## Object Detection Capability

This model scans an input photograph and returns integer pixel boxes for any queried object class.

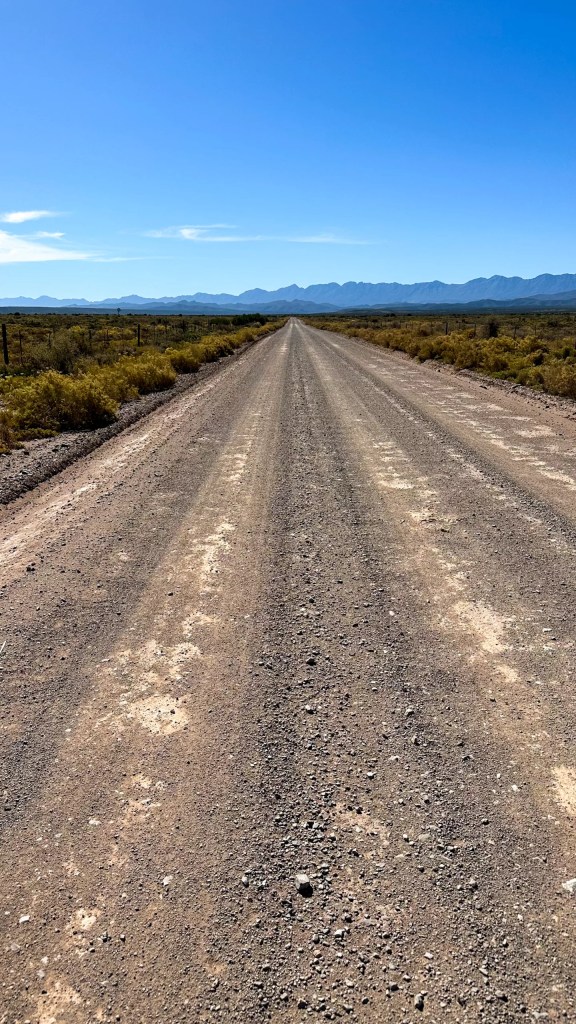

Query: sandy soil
[0,319,575,1023]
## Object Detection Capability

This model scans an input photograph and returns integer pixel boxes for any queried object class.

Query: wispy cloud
[285,234,369,245]
[0,210,60,224]
[145,225,369,244]
[93,256,151,263]
[0,230,90,263]
[0,227,146,263]
[145,224,235,239]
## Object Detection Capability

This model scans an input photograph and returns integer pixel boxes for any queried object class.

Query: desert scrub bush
[93,351,177,402]
[0,312,281,377]
[166,325,272,371]
[0,319,280,449]
[306,315,576,402]
[0,409,17,453]
[3,371,118,434]
[164,345,202,373]
[0,351,177,439]
[197,334,236,361]
[539,362,576,399]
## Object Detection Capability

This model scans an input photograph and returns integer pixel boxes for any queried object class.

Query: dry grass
[307,313,576,400]
[0,318,280,451]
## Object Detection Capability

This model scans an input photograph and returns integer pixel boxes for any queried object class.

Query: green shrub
[308,316,576,403]
[94,352,177,401]
[0,319,279,451]
[5,370,118,433]
[540,362,576,399]
[0,409,17,452]
[165,345,202,373]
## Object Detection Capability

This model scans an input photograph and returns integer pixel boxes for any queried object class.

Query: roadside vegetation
[0,312,280,452]
[306,312,576,401]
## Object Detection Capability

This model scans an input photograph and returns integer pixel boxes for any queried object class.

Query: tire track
[0,320,574,1022]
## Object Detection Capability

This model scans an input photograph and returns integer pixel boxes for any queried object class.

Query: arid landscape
[3,1,576,1019]
[1,319,575,1021]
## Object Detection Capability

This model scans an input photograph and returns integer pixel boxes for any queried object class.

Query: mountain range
[4,273,576,313]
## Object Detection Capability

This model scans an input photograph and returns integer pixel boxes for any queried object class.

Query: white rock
[562,878,576,894]
[295,872,312,894]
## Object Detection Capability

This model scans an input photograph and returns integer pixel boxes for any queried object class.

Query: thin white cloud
[0,210,59,224]
[0,222,146,263]
[145,225,369,244]
[285,234,369,245]
[145,224,236,239]
[0,230,91,263]
[92,256,151,263]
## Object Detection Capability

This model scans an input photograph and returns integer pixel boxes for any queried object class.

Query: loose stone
[296,872,313,896]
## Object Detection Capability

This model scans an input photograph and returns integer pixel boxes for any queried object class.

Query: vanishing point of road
[1,319,575,1022]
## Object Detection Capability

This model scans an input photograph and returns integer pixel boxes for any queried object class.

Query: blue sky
[2,0,576,298]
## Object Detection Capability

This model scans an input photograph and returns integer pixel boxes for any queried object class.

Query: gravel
[0,319,575,1020]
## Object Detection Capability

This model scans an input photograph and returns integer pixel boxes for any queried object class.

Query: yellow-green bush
[164,345,202,373]
[0,319,280,449]
[0,409,17,453]
[539,362,576,399]
[308,316,576,402]
[94,352,177,402]
[4,370,118,434]
[0,311,281,381]
[165,328,263,372]
[1,354,175,438]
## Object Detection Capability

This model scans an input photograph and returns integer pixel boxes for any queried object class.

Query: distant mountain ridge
[4,273,576,312]
[185,274,576,308]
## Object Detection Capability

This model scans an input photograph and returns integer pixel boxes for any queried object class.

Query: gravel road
[1,319,575,1023]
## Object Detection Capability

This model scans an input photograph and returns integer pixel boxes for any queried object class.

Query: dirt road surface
[1,319,576,1023]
